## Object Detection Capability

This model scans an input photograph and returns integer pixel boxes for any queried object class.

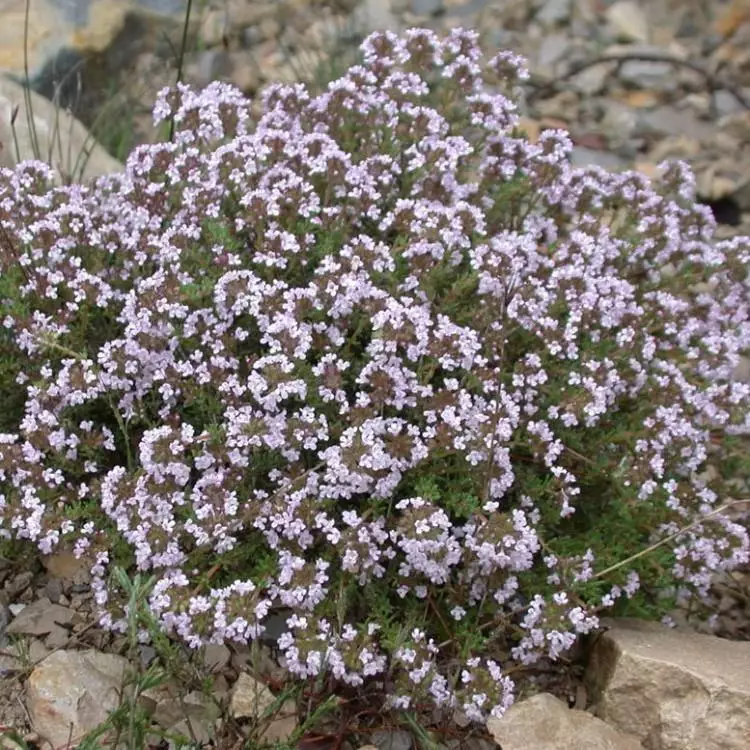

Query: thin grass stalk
[0,223,32,285]
[32,51,87,181]
[72,88,130,180]
[592,499,747,580]
[9,104,22,163]
[402,711,442,750]
[50,83,62,171]
[67,72,85,181]
[169,0,196,143]
[277,34,308,84]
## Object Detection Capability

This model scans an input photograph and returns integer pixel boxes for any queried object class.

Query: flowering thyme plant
[0,28,749,721]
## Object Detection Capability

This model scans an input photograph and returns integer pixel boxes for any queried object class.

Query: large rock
[0,0,323,152]
[585,618,750,750]
[0,76,123,182]
[0,0,191,80]
[358,0,399,31]
[0,0,124,80]
[487,692,643,750]
[27,649,129,749]
[0,0,288,87]
[0,0,190,148]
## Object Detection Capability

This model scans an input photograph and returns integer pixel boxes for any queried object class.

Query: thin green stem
[593,500,746,580]
[30,334,135,470]
[32,334,84,361]
[169,0,195,143]
[9,104,22,163]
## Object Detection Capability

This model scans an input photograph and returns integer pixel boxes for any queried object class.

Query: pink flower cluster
[0,28,748,719]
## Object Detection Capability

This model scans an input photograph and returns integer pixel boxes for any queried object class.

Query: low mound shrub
[0,27,749,721]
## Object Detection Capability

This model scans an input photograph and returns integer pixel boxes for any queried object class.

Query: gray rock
[229,642,286,683]
[44,578,64,604]
[4,571,33,599]
[261,699,298,744]
[430,738,488,750]
[713,89,749,118]
[134,0,188,14]
[202,643,231,673]
[535,90,580,121]
[161,691,219,748]
[598,101,639,147]
[537,33,570,71]
[184,49,234,89]
[359,0,400,30]
[411,0,443,16]
[647,134,701,163]
[0,0,194,156]
[207,0,278,30]
[605,1,650,43]
[571,62,617,95]
[0,0,192,81]
[733,180,750,212]
[372,730,413,750]
[45,625,74,650]
[222,49,261,94]
[571,146,628,172]
[536,0,571,26]
[145,685,220,731]
[139,644,157,668]
[618,59,674,91]
[6,597,75,638]
[720,111,750,145]
[27,649,130,749]
[0,0,116,79]
[230,672,276,720]
[585,618,750,750]
[168,717,214,749]
[488,693,644,750]
[636,105,715,142]
[460,740,497,750]
[0,76,123,183]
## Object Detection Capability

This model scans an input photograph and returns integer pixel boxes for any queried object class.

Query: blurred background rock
[0,0,749,228]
